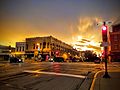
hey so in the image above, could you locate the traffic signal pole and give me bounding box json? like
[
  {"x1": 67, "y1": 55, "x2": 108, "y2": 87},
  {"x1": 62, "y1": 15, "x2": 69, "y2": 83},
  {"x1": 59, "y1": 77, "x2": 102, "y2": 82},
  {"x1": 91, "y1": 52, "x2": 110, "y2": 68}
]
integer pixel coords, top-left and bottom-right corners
[{"x1": 102, "y1": 22, "x2": 110, "y2": 78}]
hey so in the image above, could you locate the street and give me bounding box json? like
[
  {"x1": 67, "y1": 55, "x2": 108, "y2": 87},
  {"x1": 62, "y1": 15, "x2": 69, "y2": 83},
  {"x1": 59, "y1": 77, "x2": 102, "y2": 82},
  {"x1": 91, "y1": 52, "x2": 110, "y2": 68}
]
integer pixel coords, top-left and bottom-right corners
[
  {"x1": 0, "y1": 61, "x2": 101, "y2": 90},
  {"x1": 0, "y1": 61, "x2": 120, "y2": 90},
  {"x1": 1, "y1": 0, "x2": 120, "y2": 90}
]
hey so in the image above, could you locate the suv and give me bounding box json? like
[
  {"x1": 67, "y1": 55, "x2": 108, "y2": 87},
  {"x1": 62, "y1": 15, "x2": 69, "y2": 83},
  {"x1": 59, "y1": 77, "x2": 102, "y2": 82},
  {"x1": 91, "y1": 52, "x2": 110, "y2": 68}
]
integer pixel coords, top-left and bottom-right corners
[
  {"x1": 53, "y1": 57, "x2": 64, "y2": 62},
  {"x1": 10, "y1": 57, "x2": 23, "y2": 63},
  {"x1": 94, "y1": 57, "x2": 101, "y2": 64}
]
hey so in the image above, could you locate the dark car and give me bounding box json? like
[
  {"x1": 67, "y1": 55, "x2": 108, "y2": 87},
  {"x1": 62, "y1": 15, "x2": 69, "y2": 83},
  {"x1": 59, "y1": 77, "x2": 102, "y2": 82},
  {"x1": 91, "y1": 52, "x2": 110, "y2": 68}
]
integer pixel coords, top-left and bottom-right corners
[
  {"x1": 53, "y1": 57, "x2": 64, "y2": 62},
  {"x1": 10, "y1": 57, "x2": 23, "y2": 63},
  {"x1": 94, "y1": 57, "x2": 101, "y2": 64}
]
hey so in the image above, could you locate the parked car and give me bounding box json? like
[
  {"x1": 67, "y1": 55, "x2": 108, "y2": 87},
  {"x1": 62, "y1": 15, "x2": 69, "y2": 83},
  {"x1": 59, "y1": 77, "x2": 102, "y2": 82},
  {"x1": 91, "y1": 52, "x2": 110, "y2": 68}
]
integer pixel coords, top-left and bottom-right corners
[
  {"x1": 94, "y1": 57, "x2": 101, "y2": 64},
  {"x1": 10, "y1": 57, "x2": 23, "y2": 63},
  {"x1": 34, "y1": 57, "x2": 41, "y2": 62},
  {"x1": 53, "y1": 57, "x2": 64, "y2": 62},
  {"x1": 48, "y1": 57, "x2": 54, "y2": 62}
]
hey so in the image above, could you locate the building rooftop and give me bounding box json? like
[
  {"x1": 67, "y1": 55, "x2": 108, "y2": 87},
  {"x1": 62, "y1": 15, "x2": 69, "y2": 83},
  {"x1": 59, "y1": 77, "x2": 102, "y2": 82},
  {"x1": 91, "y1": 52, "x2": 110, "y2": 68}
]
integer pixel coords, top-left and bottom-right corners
[
  {"x1": 26, "y1": 36, "x2": 73, "y2": 48},
  {"x1": 0, "y1": 45, "x2": 15, "y2": 49}
]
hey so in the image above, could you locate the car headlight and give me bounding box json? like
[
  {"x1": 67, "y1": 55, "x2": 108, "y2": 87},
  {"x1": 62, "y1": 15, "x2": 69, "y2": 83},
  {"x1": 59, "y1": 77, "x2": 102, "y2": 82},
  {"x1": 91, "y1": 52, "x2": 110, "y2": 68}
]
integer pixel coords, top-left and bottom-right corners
[
  {"x1": 51, "y1": 58, "x2": 53, "y2": 60},
  {"x1": 19, "y1": 59, "x2": 21, "y2": 61}
]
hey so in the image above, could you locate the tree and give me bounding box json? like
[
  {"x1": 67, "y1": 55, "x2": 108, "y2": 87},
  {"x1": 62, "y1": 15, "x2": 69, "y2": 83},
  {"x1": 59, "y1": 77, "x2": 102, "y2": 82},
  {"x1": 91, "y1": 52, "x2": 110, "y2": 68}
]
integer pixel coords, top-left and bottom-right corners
[{"x1": 84, "y1": 50, "x2": 97, "y2": 62}]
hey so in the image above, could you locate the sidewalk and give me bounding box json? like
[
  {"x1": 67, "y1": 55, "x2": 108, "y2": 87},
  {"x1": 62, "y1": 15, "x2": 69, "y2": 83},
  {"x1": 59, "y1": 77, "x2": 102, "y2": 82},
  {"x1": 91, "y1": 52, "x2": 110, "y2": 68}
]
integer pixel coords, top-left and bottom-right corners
[{"x1": 93, "y1": 71, "x2": 120, "y2": 90}]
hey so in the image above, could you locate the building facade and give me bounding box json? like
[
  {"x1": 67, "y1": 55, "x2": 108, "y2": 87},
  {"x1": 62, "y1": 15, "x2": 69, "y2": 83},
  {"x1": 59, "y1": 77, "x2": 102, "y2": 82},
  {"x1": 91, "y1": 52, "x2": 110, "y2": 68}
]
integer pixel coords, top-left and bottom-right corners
[
  {"x1": 0, "y1": 45, "x2": 15, "y2": 60},
  {"x1": 110, "y1": 23, "x2": 120, "y2": 61},
  {"x1": 16, "y1": 42, "x2": 26, "y2": 52},
  {"x1": 25, "y1": 36, "x2": 79, "y2": 58},
  {"x1": 15, "y1": 42, "x2": 26, "y2": 57}
]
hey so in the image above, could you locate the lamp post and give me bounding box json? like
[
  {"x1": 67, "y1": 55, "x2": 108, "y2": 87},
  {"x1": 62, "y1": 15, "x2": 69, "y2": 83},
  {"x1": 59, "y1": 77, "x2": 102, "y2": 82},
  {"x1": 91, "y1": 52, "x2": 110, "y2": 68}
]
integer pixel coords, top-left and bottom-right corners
[{"x1": 8, "y1": 45, "x2": 12, "y2": 61}]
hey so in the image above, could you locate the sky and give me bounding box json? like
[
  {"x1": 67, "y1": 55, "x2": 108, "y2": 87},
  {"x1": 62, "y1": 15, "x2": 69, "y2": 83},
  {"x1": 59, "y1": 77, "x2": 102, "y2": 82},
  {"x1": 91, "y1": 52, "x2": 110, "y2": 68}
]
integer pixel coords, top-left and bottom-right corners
[{"x1": 0, "y1": 0, "x2": 120, "y2": 48}]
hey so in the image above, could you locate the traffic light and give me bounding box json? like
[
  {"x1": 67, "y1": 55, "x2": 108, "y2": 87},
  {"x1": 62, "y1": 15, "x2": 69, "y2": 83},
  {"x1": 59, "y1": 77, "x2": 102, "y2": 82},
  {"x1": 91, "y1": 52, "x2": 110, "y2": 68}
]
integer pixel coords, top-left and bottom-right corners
[
  {"x1": 102, "y1": 25, "x2": 107, "y2": 31},
  {"x1": 101, "y1": 22, "x2": 110, "y2": 78},
  {"x1": 102, "y1": 25, "x2": 107, "y2": 42}
]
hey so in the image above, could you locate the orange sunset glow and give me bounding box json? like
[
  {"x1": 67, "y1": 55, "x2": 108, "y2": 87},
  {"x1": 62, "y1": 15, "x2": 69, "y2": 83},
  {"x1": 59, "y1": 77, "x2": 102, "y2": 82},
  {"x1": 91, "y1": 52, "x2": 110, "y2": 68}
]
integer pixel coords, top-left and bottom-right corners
[{"x1": 0, "y1": 0, "x2": 119, "y2": 52}]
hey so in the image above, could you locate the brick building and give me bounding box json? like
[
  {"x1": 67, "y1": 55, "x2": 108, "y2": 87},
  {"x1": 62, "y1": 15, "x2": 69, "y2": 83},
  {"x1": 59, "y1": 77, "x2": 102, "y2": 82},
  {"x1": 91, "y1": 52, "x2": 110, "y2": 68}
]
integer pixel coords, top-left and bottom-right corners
[
  {"x1": 25, "y1": 36, "x2": 79, "y2": 59},
  {"x1": 110, "y1": 23, "x2": 120, "y2": 61}
]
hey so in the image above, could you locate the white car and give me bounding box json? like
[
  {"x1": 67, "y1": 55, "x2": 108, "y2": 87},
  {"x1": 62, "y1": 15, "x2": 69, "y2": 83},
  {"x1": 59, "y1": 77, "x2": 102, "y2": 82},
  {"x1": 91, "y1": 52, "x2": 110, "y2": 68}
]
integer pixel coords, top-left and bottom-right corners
[{"x1": 48, "y1": 58, "x2": 54, "y2": 62}]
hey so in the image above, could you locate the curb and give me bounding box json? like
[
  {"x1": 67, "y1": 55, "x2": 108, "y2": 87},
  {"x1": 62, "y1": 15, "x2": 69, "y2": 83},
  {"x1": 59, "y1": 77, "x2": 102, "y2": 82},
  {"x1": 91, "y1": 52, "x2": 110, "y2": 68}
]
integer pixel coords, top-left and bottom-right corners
[
  {"x1": 89, "y1": 70, "x2": 103, "y2": 90},
  {"x1": 79, "y1": 71, "x2": 94, "y2": 90}
]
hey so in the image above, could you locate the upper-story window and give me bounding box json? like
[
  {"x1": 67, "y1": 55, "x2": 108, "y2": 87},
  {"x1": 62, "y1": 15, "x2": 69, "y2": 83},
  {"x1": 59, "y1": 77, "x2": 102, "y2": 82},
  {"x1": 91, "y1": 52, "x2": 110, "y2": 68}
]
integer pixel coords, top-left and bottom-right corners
[
  {"x1": 36, "y1": 44, "x2": 38, "y2": 49},
  {"x1": 43, "y1": 42, "x2": 46, "y2": 48},
  {"x1": 50, "y1": 44, "x2": 52, "y2": 48},
  {"x1": 53, "y1": 43, "x2": 55, "y2": 46},
  {"x1": 40, "y1": 43, "x2": 42, "y2": 49},
  {"x1": 114, "y1": 44, "x2": 118, "y2": 50},
  {"x1": 22, "y1": 46, "x2": 24, "y2": 51},
  {"x1": 16, "y1": 47, "x2": 18, "y2": 51},
  {"x1": 19, "y1": 47, "x2": 21, "y2": 51},
  {"x1": 47, "y1": 42, "x2": 49, "y2": 48},
  {"x1": 26, "y1": 44, "x2": 28, "y2": 50},
  {"x1": 33, "y1": 44, "x2": 35, "y2": 49},
  {"x1": 113, "y1": 35, "x2": 118, "y2": 41}
]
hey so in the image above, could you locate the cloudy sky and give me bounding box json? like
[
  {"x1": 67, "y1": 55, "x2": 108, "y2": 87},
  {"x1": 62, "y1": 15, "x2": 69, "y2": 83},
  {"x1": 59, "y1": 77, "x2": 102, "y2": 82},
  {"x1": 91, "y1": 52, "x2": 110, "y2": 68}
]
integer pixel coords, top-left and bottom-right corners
[{"x1": 0, "y1": 0, "x2": 120, "y2": 47}]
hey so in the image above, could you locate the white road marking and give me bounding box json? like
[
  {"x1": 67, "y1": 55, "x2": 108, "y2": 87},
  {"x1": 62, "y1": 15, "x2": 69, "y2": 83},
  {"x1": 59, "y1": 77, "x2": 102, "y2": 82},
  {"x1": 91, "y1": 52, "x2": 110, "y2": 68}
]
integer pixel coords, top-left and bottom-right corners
[{"x1": 23, "y1": 70, "x2": 86, "y2": 79}]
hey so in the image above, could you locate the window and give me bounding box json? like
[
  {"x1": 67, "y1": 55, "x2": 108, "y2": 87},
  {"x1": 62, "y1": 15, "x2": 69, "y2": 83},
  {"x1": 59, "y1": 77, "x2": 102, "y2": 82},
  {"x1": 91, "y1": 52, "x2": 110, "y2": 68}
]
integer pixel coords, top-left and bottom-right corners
[
  {"x1": 114, "y1": 35, "x2": 118, "y2": 41},
  {"x1": 43, "y1": 42, "x2": 46, "y2": 48},
  {"x1": 58, "y1": 45, "x2": 60, "y2": 50},
  {"x1": 23, "y1": 46, "x2": 24, "y2": 51},
  {"x1": 50, "y1": 44, "x2": 52, "y2": 48},
  {"x1": 16, "y1": 47, "x2": 18, "y2": 51},
  {"x1": 56, "y1": 45, "x2": 58, "y2": 49},
  {"x1": 40, "y1": 43, "x2": 42, "y2": 48},
  {"x1": 26, "y1": 44, "x2": 28, "y2": 50},
  {"x1": 36, "y1": 45, "x2": 38, "y2": 49},
  {"x1": 20, "y1": 47, "x2": 21, "y2": 51},
  {"x1": 47, "y1": 42, "x2": 49, "y2": 48},
  {"x1": 33, "y1": 44, "x2": 35, "y2": 49},
  {"x1": 114, "y1": 44, "x2": 118, "y2": 50}
]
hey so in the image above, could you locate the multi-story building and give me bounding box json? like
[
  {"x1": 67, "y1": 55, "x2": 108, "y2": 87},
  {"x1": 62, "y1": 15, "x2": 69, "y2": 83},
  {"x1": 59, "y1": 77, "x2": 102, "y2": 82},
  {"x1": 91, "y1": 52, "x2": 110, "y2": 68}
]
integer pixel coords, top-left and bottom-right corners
[
  {"x1": 25, "y1": 36, "x2": 78, "y2": 58},
  {"x1": 110, "y1": 23, "x2": 120, "y2": 61}
]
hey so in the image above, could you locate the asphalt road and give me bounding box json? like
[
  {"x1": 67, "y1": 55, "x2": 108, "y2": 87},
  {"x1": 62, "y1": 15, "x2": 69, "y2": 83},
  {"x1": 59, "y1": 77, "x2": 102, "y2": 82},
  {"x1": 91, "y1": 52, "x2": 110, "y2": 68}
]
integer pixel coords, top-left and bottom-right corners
[{"x1": 0, "y1": 62, "x2": 103, "y2": 90}]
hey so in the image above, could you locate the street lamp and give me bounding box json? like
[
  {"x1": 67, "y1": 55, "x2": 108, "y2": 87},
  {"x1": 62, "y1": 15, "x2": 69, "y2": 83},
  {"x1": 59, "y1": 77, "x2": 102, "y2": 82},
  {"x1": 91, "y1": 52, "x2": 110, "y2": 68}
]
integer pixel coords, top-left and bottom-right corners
[
  {"x1": 8, "y1": 45, "x2": 12, "y2": 61},
  {"x1": 9, "y1": 45, "x2": 11, "y2": 52}
]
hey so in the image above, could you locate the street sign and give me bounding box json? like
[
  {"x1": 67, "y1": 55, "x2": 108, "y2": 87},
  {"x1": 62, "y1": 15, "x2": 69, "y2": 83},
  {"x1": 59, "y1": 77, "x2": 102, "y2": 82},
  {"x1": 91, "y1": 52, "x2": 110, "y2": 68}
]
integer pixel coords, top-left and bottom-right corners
[{"x1": 101, "y1": 42, "x2": 110, "y2": 47}]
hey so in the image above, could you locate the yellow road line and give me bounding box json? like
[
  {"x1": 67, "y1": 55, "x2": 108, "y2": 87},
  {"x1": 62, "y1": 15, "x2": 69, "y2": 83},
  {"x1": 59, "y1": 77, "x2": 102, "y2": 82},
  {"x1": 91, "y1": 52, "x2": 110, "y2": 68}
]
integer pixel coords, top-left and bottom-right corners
[{"x1": 90, "y1": 70, "x2": 103, "y2": 90}]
